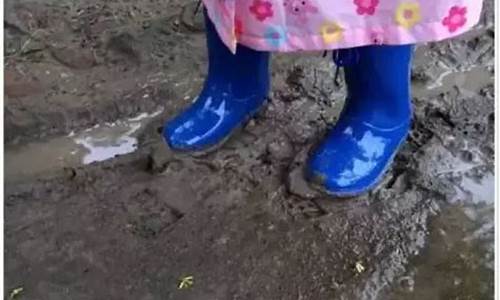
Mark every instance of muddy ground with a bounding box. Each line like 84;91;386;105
4;0;495;299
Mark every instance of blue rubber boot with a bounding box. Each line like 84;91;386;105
162;12;270;154
306;45;414;197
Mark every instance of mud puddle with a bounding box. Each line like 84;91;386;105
5;110;163;183
386;151;494;298
380;52;495;298
388;200;494;299
413;65;493;97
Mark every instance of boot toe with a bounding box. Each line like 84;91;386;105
162;94;263;152
306;121;409;197
162;113;222;151
306;155;383;196
162;119;198;151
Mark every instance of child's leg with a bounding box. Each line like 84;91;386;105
162;11;270;154
306;45;414;196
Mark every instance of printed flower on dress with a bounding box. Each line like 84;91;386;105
442;6;467;32
395;2;421;29
354;0;379;16
320;21;344;44
249;0;274;22
264;26;287;48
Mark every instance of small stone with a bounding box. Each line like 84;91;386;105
246;119;256;129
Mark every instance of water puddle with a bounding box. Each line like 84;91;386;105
5;110;163;183
388;199;494;299
413;65;492;98
386;143;494;299
455;172;495;205
74;111;162;164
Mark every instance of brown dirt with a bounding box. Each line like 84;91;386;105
4;0;494;299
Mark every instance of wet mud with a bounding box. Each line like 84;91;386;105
4;0;494;299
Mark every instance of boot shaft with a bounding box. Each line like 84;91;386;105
343;45;413;102
338;45;414;127
203;12;270;97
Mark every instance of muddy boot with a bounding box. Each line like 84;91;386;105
306;45;413;197
162;11;270;154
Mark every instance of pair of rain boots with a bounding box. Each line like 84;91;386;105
163;13;413;197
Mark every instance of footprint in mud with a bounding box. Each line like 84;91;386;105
281;193;326;218
125;188;184;239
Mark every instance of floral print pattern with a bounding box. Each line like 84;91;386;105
442;6;467;32
320;21;344;44
395;2;422;29
202;0;482;53
264;26;288;47
249;0;274;21
354;0;379;15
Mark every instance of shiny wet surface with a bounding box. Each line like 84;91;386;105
163;13;270;152
5;110;162;184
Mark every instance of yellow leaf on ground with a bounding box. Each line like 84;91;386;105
178;275;194;289
10;287;24;299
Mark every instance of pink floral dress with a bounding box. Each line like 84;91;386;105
202;0;483;53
